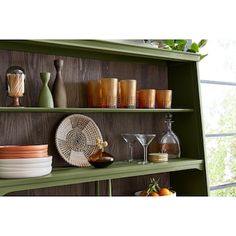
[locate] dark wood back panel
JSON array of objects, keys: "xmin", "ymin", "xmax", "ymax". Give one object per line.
[{"xmin": 0, "ymin": 49, "xmax": 169, "ymax": 196}]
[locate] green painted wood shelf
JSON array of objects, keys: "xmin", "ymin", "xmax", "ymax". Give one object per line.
[
  {"xmin": 0, "ymin": 40, "xmax": 201, "ymax": 62},
  {"xmin": 0, "ymin": 107, "xmax": 194, "ymax": 113},
  {"xmin": 0, "ymin": 158, "xmax": 204, "ymax": 196}
]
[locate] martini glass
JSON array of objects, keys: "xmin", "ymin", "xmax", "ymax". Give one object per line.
[
  {"xmin": 121, "ymin": 134, "xmax": 136, "ymax": 162},
  {"xmin": 135, "ymin": 134, "xmax": 156, "ymax": 165}
]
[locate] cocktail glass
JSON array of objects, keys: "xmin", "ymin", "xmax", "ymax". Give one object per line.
[
  {"xmin": 135, "ymin": 134, "xmax": 156, "ymax": 165},
  {"xmin": 121, "ymin": 134, "xmax": 136, "ymax": 162}
]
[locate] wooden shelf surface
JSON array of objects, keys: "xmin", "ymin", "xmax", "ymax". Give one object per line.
[{"xmin": 0, "ymin": 158, "xmax": 204, "ymax": 196}]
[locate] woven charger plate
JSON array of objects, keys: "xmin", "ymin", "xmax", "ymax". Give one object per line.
[{"xmin": 55, "ymin": 114, "xmax": 103, "ymax": 167}]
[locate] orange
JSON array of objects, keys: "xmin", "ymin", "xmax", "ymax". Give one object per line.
[
  {"xmin": 149, "ymin": 192, "xmax": 159, "ymax": 197},
  {"xmin": 140, "ymin": 190, "xmax": 148, "ymax": 196},
  {"xmin": 159, "ymin": 188, "xmax": 171, "ymax": 196}
]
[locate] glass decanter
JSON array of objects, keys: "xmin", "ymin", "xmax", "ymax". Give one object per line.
[{"xmin": 160, "ymin": 114, "xmax": 181, "ymax": 159}]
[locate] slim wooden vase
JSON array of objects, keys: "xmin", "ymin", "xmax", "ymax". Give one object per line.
[
  {"xmin": 38, "ymin": 72, "xmax": 54, "ymax": 108},
  {"xmin": 52, "ymin": 59, "xmax": 67, "ymax": 107}
]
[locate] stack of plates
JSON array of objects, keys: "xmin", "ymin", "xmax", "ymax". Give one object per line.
[{"xmin": 0, "ymin": 145, "xmax": 52, "ymax": 178}]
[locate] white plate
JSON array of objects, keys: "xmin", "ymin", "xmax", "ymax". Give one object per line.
[
  {"xmin": 0, "ymin": 156, "xmax": 52, "ymax": 164},
  {"xmin": 0, "ymin": 163, "xmax": 52, "ymax": 172},
  {"xmin": 0, "ymin": 166, "xmax": 52, "ymax": 178},
  {"xmin": 0, "ymin": 161, "xmax": 52, "ymax": 169}
]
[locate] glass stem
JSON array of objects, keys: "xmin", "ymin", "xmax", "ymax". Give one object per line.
[
  {"xmin": 143, "ymin": 144, "xmax": 148, "ymax": 164},
  {"xmin": 129, "ymin": 144, "xmax": 134, "ymax": 162}
]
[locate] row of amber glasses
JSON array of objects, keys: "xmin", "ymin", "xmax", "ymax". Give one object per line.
[
  {"xmin": 88, "ymin": 78, "xmax": 137, "ymax": 108},
  {"xmin": 138, "ymin": 89, "xmax": 172, "ymax": 108},
  {"xmin": 87, "ymin": 78, "xmax": 172, "ymax": 108}
]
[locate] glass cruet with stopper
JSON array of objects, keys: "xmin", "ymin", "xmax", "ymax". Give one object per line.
[{"xmin": 160, "ymin": 113, "xmax": 181, "ymax": 159}]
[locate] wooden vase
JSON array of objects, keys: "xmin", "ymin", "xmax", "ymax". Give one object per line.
[
  {"xmin": 38, "ymin": 72, "xmax": 54, "ymax": 108},
  {"xmin": 52, "ymin": 59, "xmax": 67, "ymax": 107}
]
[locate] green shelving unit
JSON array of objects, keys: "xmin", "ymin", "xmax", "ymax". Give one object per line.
[{"xmin": 0, "ymin": 40, "xmax": 209, "ymax": 196}]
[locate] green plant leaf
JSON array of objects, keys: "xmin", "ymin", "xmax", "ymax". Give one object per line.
[
  {"xmin": 175, "ymin": 39, "xmax": 187, "ymax": 45},
  {"xmin": 198, "ymin": 39, "xmax": 207, "ymax": 48},
  {"xmin": 187, "ymin": 48, "xmax": 196, "ymax": 53},
  {"xmin": 163, "ymin": 40, "xmax": 175, "ymax": 48},
  {"xmin": 190, "ymin": 42, "xmax": 199, "ymax": 53},
  {"xmin": 175, "ymin": 43, "xmax": 187, "ymax": 51}
]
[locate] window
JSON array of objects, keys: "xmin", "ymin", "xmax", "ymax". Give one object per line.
[{"xmin": 199, "ymin": 39, "xmax": 236, "ymax": 196}]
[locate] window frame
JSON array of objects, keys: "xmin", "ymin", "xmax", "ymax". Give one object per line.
[{"xmin": 201, "ymin": 79, "xmax": 236, "ymax": 194}]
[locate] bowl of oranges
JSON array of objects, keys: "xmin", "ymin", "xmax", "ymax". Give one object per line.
[{"xmin": 135, "ymin": 178, "xmax": 176, "ymax": 197}]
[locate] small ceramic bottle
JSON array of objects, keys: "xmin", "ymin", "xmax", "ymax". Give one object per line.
[
  {"xmin": 52, "ymin": 59, "xmax": 67, "ymax": 107},
  {"xmin": 38, "ymin": 72, "xmax": 54, "ymax": 108}
]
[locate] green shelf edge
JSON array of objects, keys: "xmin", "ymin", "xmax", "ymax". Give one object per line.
[
  {"xmin": 0, "ymin": 107, "xmax": 194, "ymax": 113},
  {"xmin": 0, "ymin": 40, "xmax": 201, "ymax": 62},
  {"xmin": 0, "ymin": 158, "xmax": 204, "ymax": 196}
]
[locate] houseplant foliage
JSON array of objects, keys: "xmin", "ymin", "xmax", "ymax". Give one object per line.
[{"xmin": 145, "ymin": 39, "xmax": 208, "ymax": 60}]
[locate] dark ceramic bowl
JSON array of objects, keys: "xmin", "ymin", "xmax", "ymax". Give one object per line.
[{"xmin": 88, "ymin": 156, "xmax": 114, "ymax": 168}]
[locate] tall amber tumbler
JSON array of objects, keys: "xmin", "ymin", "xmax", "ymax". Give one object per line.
[
  {"xmin": 120, "ymin": 80, "xmax": 137, "ymax": 108},
  {"xmin": 101, "ymin": 78, "xmax": 118, "ymax": 108},
  {"xmin": 138, "ymin": 89, "xmax": 156, "ymax": 108},
  {"xmin": 87, "ymin": 79, "xmax": 102, "ymax": 107}
]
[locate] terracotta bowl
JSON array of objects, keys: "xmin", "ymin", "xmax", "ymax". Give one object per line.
[
  {"xmin": 0, "ymin": 145, "xmax": 48, "ymax": 159},
  {"xmin": 0, "ymin": 144, "xmax": 48, "ymax": 152},
  {"xmin": 0, "ymin": 151, "xmax": 47, "ymax": 155},
  {"xmin": 0, "ymin": 153, "xmax": 48, "ymax": 159}
]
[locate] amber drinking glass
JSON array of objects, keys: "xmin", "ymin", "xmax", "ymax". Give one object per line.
[
  {"xmin": 138, "ymin": 89, "xmax": 156, "ymax": 108},
  {"xmin": 87, "ymin": 79, "xmax": 102, "ymax": 107},
  {"xmin": 156, "ymin": 90, "xmax": 172, "ymax": 108},
  {"xmin": 120, "ymin": 80, "xmax": 137, "ymax": 108},
  {"xmin": 101, "ymin": 78, "xmax": 118, "ymax": 108}
]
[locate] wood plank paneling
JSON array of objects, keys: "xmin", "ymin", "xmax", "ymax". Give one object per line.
[{"xmin": 0, "ymin": 49, "xmax": 169, "ymax": 196}]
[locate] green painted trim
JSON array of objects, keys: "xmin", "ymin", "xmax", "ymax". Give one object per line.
[
  {"xmin": 108, "ymin": 179, "xmax": 112, "ymax": 197},
  {"xmin": 0, "ymin": 158, "xmax": 203, "ymax": 196},
  {"xmin": 195, "ymin": 63, "xmax": 211, "ymax": 195},
  {"xmin": 0, "ymin": 107, "xmax": 194, "ymax": 113},
  {"xmin": 0, "ymin": 40, "xmax": 201, "ymax": 62}
]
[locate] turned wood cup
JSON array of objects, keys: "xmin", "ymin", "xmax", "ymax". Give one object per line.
[
  {"xmin": 100, "ymin": 78, "xmax": 118, "ymax": 108},
  {"xmin": 156, "ymin": 90, "xmax": 172, "ymax": 108},
  {"xmin": 120, "ymin": 80, "xmax": 137, "ymax": 108},
  {"xmin": 138, "ymin": 89, "xmax": 156, "ymax": 108}
]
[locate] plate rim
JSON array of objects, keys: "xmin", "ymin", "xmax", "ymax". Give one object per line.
[{"xmin": 0, "ymin": 156, "xmax": 52, "ymax": 163}]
